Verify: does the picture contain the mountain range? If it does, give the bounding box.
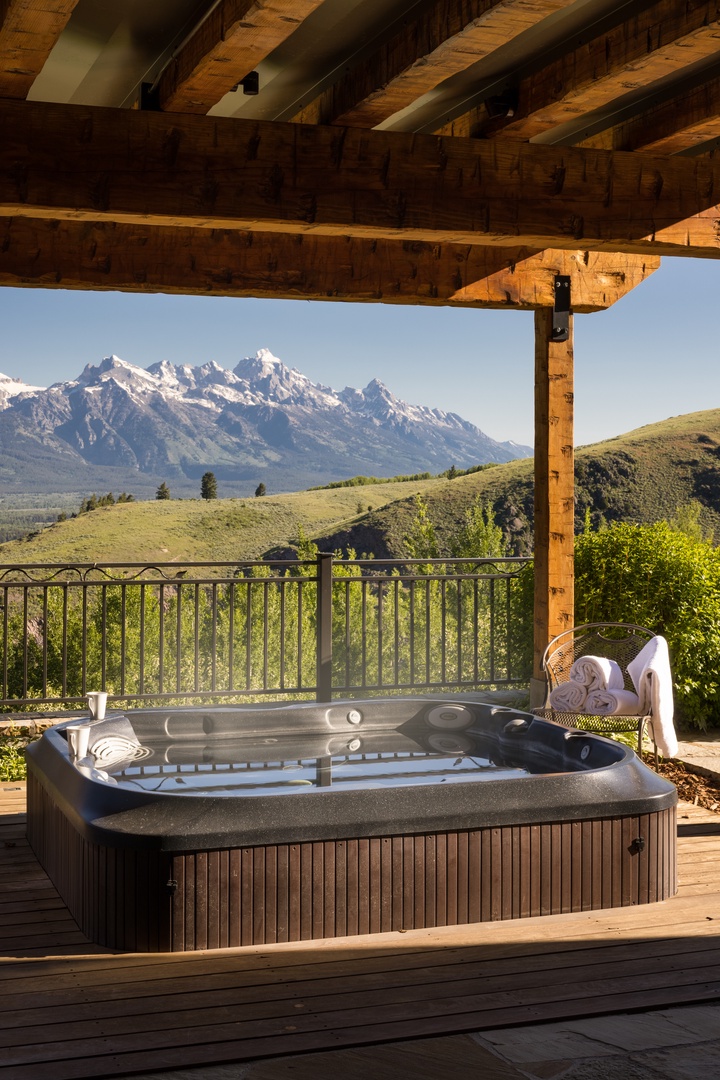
[0,351,531,498]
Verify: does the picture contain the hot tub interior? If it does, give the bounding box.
[58,701,630,796]
[26,698,678,951]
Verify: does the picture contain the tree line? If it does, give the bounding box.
[155,474,266,499]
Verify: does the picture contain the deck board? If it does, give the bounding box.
[2,783,720,1079]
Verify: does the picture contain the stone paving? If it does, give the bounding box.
[473,1004,720,1080]
[675,731,720,779]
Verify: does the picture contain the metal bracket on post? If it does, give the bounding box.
[552,275,571,342]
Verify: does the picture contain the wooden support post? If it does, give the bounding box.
[532,307,575,701]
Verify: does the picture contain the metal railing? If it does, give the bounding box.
[0,555,533,708]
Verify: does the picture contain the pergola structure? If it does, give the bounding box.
[1,0,718,688]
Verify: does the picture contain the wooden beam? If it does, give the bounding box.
[156,0,327,114]
[0,218,659,308]
[533,307,574,681]
[443,0,720,142]
[2,100,720,257]
[459,249,660,310]
[293,0,573,129]
[580,73,720,156]
[0,0,79,99]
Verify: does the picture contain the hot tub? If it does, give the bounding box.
[26,697,677,951]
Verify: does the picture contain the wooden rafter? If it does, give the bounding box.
[580,73,720,156]
[0,0,79,99]
[2,101,720,258]
[0,218,658,309]
[442,0,720,142]
[293,0,573,129]
[156,0,327,115]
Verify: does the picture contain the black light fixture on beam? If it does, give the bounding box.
[552,276,571,342]
[139,82,160,111]
[484,89,518,119]
[230,71,260,95]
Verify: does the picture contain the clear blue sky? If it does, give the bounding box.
[1,257,718,449]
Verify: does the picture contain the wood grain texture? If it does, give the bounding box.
[26,769,676,952]
[447,0,720,142]
[581,72,720,156]
[4,788,716,1080]
[0,218,659,308]
[0,0,78,99]
[293,0,573,129]
[157,0,327,114]
[2,99,720,256]
[533,308,574,678]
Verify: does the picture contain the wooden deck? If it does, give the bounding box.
[2,782,720,1080]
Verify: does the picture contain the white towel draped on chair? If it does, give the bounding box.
[627,636,678,758]
[585,688,641,716]
[569,656,624,692]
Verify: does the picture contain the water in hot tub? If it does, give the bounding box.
[106,728,566,796]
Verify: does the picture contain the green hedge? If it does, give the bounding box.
[574,521,720,730]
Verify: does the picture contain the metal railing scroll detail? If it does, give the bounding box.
[0,556,533,708]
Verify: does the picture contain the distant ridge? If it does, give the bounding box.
[0,350,531,497]
[5,408,720,566]
[309,407,720,557]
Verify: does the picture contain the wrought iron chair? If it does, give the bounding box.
[533,622,658,759]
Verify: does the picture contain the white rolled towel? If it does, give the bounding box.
[569,655,624,692]
[585,688,641,716]
[549,681,588,711]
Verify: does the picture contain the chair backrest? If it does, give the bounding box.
[542,622,656,696]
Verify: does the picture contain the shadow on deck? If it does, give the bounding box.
[1,784,720,1079]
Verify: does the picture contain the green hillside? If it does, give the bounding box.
[315,408,720,557]
[0,478,447,564]
[3,407,720,565]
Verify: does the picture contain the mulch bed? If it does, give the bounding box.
[643,753,720,812]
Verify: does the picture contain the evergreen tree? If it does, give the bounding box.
[156,482,171,500]
[201,472,218,500]
[255,482,266,497]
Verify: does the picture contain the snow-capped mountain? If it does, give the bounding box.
[0,373,44,408]
[0,351,531,496]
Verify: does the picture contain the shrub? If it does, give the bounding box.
[574,521,720,730]
[0,732,27,781]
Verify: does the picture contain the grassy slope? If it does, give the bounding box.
[315,408,720,556]
[0,478,447,564]
[4,408,720,564]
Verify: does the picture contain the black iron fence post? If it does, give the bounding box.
[316,552,334,702]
